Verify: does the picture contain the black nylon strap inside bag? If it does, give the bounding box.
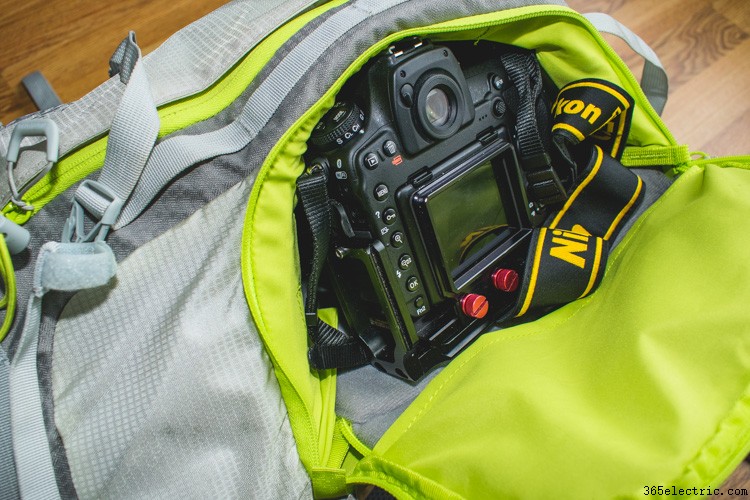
[296,170,373,370]
[510,146,643,319]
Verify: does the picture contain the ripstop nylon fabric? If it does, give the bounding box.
[51,180,310,499]
[113,0,415,229]
[10,241,117,500]
[0,0,319,207]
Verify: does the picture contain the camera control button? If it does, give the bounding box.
[490,74,504,90]
[374,184,389,201]
[391,232,404,247]
[399,254,412,270]
[492,98,506,117]
[383,140,398,157]
[414,296,425,309]
[406,276,420,293]
[400,84,414,108]
[383,208,397,225]
[364,152,379,170]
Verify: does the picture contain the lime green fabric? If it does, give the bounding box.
[347,161,750,498]
[2,0,347,225]
[427,6,678,150]
[241,101,338,495]
[242,8,688,494]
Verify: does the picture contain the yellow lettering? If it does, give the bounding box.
[554,97,569,117]
[564,100,585,114]
[581,103,602,124]
[550,236,588,268]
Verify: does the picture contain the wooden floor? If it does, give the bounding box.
[1,0,749,497]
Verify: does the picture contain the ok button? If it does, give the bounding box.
[383,208,397,225]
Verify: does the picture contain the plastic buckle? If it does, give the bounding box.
[523,153,568,206]
[62,180,123,243]
[5,118,60,212]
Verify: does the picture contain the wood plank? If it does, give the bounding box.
[0,0,227,125]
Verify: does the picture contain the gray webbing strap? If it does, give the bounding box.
[114,0,410,229]
[68,32,159,241]
[0,0,317,208]
[21,71,63,112]
[8,33,152,499]
[10,242,116,500]
[0,348,20,500]
[584,12,669,116]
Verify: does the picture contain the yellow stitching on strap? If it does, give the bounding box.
[516,227,547,317]
[579,236,603,298]
[549,145,604,229]
[552,122,585,141]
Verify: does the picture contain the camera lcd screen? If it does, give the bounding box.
[426,160,509,280]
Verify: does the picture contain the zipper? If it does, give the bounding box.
[4,4,677,226]
[240,4,683,471]
[2,0,350,225]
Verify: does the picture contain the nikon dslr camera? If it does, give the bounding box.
[304,39,544,380]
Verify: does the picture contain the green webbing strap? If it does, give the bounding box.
[10,242,116,500]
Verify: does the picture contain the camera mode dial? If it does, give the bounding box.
[308,101,365,151]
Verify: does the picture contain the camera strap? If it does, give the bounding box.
[508,75,642,318]
[511,144,643,319]
[298,66,643,371]
[296,169,374,370]
[500,51,568,206]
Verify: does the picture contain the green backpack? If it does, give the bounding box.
[1,1,748,498]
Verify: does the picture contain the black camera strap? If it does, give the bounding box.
[507,77,641,319]
[500,51,568,206]
[510,144,643,319]
[296,169,374,370]
[298,63,643,372]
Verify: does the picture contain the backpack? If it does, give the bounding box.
[1,1,749,498]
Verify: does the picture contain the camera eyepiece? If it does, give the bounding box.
[424,87,451,126]
[415,73,464,140]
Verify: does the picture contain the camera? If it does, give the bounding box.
[303,39,546,380]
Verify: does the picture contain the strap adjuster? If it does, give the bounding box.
[62,180,123,243]
[526,164,568,206]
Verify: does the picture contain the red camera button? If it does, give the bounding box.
[460,293,489,319]
[492,268,519,292]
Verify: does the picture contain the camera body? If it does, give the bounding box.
[305,39,543,380]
